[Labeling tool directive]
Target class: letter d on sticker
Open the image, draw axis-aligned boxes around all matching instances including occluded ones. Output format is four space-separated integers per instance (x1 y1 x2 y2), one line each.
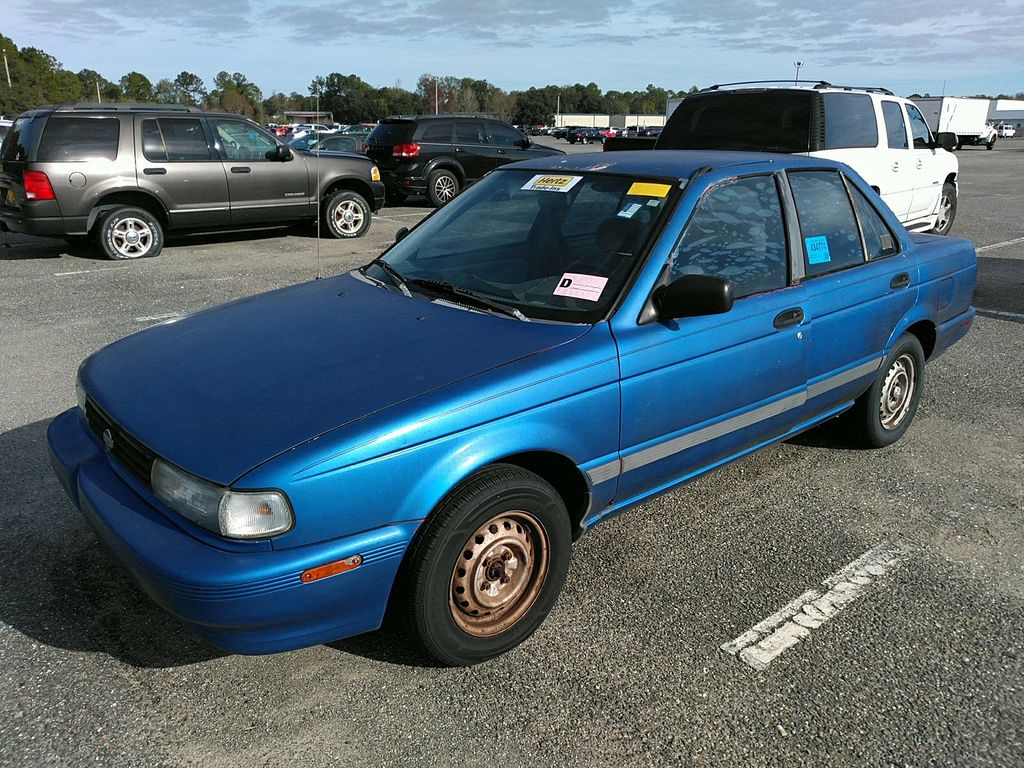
559 278 573 288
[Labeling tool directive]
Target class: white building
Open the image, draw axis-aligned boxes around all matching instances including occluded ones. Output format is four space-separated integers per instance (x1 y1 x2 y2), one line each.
988 99 1024 131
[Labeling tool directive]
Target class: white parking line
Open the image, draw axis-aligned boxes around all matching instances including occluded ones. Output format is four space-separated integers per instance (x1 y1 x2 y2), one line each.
722 540 909 671
976 307 1024 320
977 236 1024 253
54 266 131 276
375 212 429 220
134 312 180 323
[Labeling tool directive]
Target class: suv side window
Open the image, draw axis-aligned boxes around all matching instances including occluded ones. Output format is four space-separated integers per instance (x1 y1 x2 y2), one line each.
454 120 487 144
669 175 788 299
416 120 453 143
881 101 909 149
849 183 900 260
488 123 524 147
37 117 119 162
789 170 865 277
905 104 932 149
823 93 877 149
142 118 212 162
210 118 278 161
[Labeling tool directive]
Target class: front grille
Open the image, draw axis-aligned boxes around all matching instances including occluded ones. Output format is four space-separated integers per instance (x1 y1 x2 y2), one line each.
84 397 156 486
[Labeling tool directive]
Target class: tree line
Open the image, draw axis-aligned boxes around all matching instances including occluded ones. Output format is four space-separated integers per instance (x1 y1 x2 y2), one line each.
0 34 700 125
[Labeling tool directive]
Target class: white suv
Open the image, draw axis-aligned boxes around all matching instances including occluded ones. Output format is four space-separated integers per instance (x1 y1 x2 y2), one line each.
654 83 960 234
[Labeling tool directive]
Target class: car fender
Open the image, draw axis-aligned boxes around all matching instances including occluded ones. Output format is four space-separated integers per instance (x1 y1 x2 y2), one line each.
86 184 169 230
422 157 466 184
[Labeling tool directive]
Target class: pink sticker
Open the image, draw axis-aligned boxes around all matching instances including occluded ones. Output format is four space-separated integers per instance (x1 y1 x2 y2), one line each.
553 273 609 302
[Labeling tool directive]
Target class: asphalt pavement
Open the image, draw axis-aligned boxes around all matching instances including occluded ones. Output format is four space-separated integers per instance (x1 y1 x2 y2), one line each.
0 138 1021 767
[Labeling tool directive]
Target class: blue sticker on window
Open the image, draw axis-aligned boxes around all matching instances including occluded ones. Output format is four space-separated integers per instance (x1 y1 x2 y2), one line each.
805 235 831 265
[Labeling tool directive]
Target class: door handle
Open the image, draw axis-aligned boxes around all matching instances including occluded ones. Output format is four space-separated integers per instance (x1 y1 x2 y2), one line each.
892 161 899 172
497 149 507 155
773 308 804 329
916 159 923 169
454 148 464 152
143 167 167 175
231 166 251 174
890 272 911 289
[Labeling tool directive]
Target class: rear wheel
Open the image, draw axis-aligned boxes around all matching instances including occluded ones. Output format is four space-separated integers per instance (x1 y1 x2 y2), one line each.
426 169 460 208
931 182 957 235
401 464 571 666
844 334 925 448
96 206 163 260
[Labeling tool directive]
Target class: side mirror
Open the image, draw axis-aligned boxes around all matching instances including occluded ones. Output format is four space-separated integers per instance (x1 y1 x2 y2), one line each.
517 137 531 149
394 227 409 243
934 132 957 152
654 274 734 320
269 145 293 161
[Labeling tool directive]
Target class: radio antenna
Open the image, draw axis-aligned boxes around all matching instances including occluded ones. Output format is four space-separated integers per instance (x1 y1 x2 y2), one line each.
315 84 323 279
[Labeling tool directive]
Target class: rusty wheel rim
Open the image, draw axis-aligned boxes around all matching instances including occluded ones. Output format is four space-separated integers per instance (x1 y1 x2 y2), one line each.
450 510 549 637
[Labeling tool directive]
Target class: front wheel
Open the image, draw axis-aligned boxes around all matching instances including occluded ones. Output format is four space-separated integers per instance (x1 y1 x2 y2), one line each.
426 169 460 208
986 138 996 150
96 206 163 260
844 334 925 448
401 464 571 666
322 190 371 238
931 182 957 236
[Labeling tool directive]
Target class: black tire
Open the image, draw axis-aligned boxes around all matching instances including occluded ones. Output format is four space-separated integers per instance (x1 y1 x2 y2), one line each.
931 182 957 235
401 464 571 666
322 190 371 238
426 169 460 208
844 334 926 448
986 138 996 150
96 206 163 260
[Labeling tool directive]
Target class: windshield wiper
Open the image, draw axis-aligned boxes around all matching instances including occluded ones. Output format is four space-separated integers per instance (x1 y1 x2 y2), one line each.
362 257 411 296
409 278 530 322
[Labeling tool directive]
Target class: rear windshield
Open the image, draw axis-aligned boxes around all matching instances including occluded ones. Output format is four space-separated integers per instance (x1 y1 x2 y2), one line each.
659 91 814 153
1 116 46 161
367 121 415 144
37 117 120 161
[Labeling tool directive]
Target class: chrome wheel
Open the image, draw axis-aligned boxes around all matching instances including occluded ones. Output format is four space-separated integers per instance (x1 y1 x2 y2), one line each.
433 174 457 203
879 353 917 430
450 510 549 637
331 199 365 235
936 194 953 232
110 217 153 258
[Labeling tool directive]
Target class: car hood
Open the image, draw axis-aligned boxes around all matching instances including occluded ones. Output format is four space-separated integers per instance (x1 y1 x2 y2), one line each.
81 272 589 485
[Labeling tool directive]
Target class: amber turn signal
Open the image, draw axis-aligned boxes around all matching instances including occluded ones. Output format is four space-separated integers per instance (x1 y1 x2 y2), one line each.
300 555 363 583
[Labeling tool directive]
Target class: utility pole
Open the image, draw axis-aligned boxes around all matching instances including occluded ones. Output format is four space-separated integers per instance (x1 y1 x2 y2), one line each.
556 93 561 127
3 51 11 88
96 80 101 103
434 78 438 115
793 61 803 85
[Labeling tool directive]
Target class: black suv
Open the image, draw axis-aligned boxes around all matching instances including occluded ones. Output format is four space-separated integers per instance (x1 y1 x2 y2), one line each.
0 103 385 259
364 115 563 207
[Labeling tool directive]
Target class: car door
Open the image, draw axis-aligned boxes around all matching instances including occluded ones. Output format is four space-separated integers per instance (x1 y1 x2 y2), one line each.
452 119 495 182
207 117 310 224
787 169 916 413
486 121 533 168
877 100 913 222
611 173 808 504
136 116 230 229
904 102 945 222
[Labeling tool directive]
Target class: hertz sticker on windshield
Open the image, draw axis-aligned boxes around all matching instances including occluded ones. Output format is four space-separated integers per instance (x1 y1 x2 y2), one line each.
627 182 671 198
522 174 583 193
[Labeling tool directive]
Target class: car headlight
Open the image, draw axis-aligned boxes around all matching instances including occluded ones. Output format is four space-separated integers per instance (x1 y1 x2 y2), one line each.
151 459 293 539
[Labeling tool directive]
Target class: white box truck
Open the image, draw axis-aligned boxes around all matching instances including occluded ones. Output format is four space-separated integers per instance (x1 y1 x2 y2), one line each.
912 97 997 149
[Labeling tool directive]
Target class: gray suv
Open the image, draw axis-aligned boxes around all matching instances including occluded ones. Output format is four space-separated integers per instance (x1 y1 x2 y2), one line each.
0 103 385 259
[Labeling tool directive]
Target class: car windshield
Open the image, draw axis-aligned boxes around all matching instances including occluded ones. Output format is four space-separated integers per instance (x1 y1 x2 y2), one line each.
375 168 677 323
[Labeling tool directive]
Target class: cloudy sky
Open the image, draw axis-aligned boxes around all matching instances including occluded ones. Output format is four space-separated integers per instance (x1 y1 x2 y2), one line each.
5 0 1023 97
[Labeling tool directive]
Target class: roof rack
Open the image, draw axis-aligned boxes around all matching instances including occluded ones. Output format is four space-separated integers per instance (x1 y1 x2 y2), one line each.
701 80 894 96
49 103 202 113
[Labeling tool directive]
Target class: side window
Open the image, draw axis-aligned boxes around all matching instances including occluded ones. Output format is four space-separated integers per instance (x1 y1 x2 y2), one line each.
142 118 211 162
210 119 278 161
488 123 525 147
823 93 878 149
416 120 453 143
454 120 487 144
881 101 908 149
905 104 932 149
669 175 788 299
848 182 900 260
788 171 865 277
36 117 119 161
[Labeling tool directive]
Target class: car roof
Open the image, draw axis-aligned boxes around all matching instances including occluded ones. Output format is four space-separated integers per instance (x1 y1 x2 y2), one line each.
501 149 847 181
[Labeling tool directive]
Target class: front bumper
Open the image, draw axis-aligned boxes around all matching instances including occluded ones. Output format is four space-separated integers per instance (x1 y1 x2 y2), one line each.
46 408 414 654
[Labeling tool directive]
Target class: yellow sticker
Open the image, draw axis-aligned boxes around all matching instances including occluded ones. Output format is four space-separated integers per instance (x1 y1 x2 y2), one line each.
627 182 671 198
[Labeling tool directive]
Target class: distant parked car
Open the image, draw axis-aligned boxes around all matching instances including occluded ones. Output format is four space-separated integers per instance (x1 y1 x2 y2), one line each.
996 124 1016 138
566 127 605 144
315 135 363 153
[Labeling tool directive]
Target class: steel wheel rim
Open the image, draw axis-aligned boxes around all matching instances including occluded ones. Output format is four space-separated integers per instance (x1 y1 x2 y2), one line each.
450 510 549 637
879 353 916 430
111 217 153 257
936 194 952 231
332 200 364 234
434 175 456 202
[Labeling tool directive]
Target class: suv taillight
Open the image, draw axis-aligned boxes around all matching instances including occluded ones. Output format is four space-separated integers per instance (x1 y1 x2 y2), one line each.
24 171 56 201
392 143 421 158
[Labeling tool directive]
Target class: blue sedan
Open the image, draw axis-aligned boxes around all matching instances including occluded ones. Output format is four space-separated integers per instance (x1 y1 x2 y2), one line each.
47 151 977 665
